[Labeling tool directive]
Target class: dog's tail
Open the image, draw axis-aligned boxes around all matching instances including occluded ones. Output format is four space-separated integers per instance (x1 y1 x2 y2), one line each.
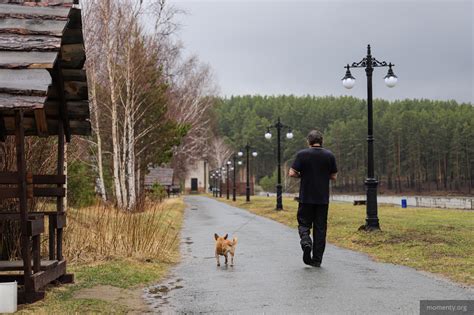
231 237 238 246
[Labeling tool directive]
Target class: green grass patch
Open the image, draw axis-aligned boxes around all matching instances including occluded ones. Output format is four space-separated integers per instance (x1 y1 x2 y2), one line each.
219 196 473 286
73 258 170 290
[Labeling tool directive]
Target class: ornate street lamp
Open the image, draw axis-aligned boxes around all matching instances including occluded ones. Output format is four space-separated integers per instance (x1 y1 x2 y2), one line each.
265 117 293 210
342 44 397 231
238 144 258 202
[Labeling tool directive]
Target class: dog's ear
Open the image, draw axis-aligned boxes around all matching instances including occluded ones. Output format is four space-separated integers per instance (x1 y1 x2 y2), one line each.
224 234 228 240
214 233 219 240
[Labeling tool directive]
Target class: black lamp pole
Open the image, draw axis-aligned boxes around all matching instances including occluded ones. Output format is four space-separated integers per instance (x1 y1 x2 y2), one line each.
210 175 213 196
241 143 257 202
219 171 223 198
211 170 217 197
276 121 282 210
266 117 293 211
232 155 237 201
214 174 217 197
342 44 397 231
215 172 219 197
214 175 217 197
226 163 230 200
245 144 251 202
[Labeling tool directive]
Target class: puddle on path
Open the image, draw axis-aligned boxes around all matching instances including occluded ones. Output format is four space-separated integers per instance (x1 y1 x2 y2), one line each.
144 277 185 310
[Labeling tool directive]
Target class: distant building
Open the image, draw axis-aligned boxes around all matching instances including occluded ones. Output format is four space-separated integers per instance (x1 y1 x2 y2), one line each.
184 160 209 193
144 167 174 190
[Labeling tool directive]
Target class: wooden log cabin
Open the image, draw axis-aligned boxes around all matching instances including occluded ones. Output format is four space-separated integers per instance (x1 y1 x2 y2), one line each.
0 0 90 303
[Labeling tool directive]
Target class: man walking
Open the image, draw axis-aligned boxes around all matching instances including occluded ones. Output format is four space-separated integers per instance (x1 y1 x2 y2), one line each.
289 130 337 267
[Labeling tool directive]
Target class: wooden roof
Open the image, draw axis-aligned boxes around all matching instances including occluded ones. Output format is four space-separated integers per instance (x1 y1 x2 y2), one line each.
0 0 90 139
144 167 174 187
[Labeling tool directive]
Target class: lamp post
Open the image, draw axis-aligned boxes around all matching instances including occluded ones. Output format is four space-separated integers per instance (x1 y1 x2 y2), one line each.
238 144 258 202
219 167 225 198
215 171 219 198
232 155 240 201
209 173 215 197
212 170 217 197
265 117 294 210
226 162 231 200
211 170 219 197
342 44 398 231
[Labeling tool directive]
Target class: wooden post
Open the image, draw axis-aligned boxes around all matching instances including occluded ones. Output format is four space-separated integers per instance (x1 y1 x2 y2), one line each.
32 235 40 273
0 113 5 142
56 122 65 261
48 218 56 260
15 110 32 291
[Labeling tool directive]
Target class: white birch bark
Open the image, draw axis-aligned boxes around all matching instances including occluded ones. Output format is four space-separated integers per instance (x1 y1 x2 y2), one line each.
89 65 107 201
103 0 123 208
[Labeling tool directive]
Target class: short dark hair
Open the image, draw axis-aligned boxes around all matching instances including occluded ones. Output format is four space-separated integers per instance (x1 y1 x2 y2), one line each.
307 130 323 146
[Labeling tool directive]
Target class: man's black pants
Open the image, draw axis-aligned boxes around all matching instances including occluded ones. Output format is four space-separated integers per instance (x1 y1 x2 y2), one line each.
297 203 329 264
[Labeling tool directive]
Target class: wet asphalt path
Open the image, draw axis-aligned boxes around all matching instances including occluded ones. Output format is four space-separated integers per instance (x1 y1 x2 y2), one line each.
145 196 473 314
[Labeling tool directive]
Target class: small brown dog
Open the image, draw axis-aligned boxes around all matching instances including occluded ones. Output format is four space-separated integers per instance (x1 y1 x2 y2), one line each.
214 233 238 267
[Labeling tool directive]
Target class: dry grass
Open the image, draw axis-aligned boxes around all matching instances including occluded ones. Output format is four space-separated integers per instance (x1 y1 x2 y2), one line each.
20 198 185 314
63 198 184 264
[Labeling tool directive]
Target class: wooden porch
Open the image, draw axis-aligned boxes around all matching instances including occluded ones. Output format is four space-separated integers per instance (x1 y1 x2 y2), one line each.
0 0 90 304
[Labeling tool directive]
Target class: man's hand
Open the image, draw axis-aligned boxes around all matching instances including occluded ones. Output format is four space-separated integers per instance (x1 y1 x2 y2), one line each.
330 173 337 181
289 168 301 178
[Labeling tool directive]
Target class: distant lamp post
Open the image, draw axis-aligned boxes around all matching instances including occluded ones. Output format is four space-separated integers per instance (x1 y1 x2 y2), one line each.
216 172 222 197
218 170 223 198
210 174 215 196
211 172 215 197
226 162 231 200
239 143 258 202
342 44 397 231
265 117 293 210
212 170 219 197
212 170 220 197
232 155 239 201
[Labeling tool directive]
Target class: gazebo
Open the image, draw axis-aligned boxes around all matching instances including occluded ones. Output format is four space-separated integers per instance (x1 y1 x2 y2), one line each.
0 0 90 303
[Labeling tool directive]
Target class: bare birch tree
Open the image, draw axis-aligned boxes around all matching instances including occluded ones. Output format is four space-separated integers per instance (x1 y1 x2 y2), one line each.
81 0 217 209
209 137 233 169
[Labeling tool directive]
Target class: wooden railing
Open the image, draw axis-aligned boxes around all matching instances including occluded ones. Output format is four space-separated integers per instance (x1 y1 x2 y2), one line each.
0 171 67 277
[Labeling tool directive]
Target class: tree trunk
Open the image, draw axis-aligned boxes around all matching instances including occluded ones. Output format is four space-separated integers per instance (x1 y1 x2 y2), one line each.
103 1 123 208
89 66 107 201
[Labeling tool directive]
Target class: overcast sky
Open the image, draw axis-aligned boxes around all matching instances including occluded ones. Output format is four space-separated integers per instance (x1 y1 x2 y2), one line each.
166 0 473 103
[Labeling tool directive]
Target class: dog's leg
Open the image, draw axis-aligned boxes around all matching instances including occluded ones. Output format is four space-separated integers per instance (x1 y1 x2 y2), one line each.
230 252 234 266
216 252 220 266
224 253 228 265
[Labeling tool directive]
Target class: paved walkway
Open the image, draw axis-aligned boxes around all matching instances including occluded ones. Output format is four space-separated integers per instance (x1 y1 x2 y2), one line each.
145 196 473 314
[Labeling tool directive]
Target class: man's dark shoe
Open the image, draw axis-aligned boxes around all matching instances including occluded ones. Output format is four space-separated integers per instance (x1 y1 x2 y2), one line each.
303 246 312 265
310 260 321 267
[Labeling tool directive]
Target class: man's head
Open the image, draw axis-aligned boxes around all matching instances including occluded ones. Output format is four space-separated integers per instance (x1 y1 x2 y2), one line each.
307 130 323 146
